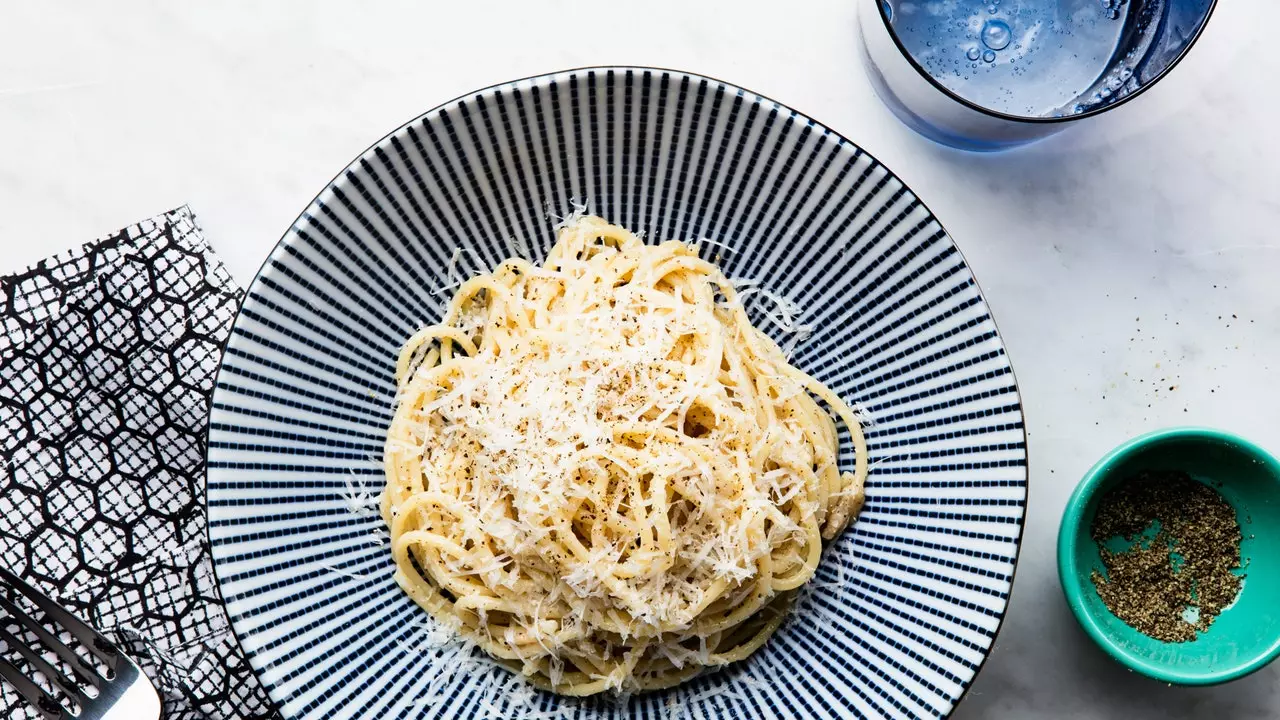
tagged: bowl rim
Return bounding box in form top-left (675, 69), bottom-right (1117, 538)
top-left (204, 65), bottom-right (1032, 719)
top-left (1057, 426), bottom-right (1280, 685)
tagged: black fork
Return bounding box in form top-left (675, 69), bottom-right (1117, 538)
top-left (0, 567), bottom-right (162, 720)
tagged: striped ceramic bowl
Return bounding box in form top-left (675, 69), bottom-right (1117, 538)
top-left (207, 67), bottom-right (1027, 720)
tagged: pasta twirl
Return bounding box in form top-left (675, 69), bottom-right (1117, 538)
top-left (383, 215), bottom-right (867, 695)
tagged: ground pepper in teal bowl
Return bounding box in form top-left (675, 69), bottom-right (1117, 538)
top-left (1058, 427), bottom-right (1280, 685)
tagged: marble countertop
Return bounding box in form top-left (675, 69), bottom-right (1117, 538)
top-left (3, 1), bottom-right (1278, 717)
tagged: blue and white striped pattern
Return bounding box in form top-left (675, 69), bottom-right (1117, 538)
top-left (207, 67), bottom-right (1027, 720)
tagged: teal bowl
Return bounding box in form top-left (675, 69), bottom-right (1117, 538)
top-left (1058, 427), bottom-right (1280, 685)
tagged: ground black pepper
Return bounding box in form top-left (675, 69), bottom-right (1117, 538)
top-left (1090, 470), bottom-right (1243, 643)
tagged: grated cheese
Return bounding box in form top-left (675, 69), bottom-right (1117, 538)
top-left (383, 215), bottom-right (868, 698)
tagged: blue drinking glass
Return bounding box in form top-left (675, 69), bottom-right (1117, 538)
top-left (859, 0), bottom-right (1218, 150)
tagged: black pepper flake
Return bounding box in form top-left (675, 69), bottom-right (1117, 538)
top-left (1090, 471), bottom-right (1244, 643)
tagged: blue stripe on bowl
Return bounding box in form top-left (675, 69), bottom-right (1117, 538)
top-left (207, 66), bottom-right (1027, 720)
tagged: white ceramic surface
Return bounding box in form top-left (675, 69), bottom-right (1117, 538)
top-left (3, 1), bottom-right (1279, 717)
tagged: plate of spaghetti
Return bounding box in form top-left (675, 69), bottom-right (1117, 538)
top-left (207, 67), bottom-right (1028, 720)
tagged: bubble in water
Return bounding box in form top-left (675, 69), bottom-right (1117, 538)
top-left (966, 46), bottom-right (982, 61)
top-left (982, 50), bottom-right (996, 63)
top-left (1102, 0), bottom-right (1115, 7)
top-left (981, 19), bottom-right (1012, 50)
top-left (1073, 104), bottom-right (1086, 114)
top-left (988, 5), bottom-right (997, 13)
top-left (1106, 7), bottom-right (1119, 18)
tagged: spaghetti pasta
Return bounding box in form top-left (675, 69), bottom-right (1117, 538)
top-left (382, 215), bottom-right (867, 695)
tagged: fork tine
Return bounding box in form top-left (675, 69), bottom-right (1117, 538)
top-left (0, 568), bottom-right (117, 670)
top-left (0, 623), bottom-right (87, 708)
top-left (0, 654), bottom-right (65, 720)
top-left (0, 591), bottom-right (104, 686)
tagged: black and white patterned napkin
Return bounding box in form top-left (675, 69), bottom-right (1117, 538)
top-left (0, 207), bottom-right (279, 720)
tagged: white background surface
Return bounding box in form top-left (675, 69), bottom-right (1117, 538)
top-left (4, 1), bottom-right (1279, 717)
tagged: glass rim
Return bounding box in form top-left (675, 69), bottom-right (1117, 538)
top-left (872, 0), bottom-right (1220, 125)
